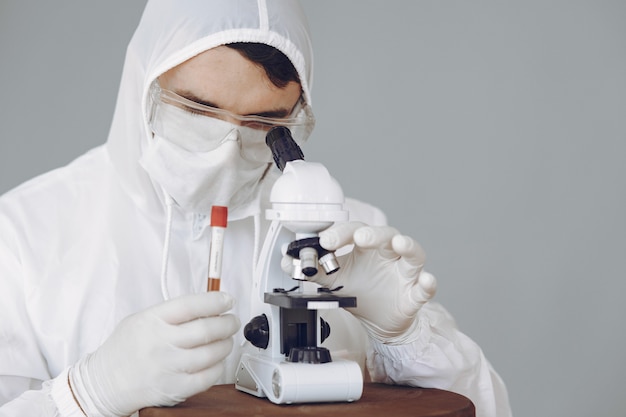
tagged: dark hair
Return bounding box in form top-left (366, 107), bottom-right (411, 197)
top-left (225, 42), bottom-right (300, 88)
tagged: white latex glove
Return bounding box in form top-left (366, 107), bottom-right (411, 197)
top-left (73, 292), bottom-right (240, 416)
top-left (287, 222), bottom-right (436, 345)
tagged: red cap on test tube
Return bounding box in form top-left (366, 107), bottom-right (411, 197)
top-left (211, 206), bottom-right (228, 228)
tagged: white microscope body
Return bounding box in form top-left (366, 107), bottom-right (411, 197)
top-left (235, 128), bottom-right (363, 404)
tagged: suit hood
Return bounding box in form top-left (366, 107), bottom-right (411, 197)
top-left (105, 0), bottom-right (314, 214)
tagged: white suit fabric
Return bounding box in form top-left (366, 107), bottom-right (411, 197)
top-left (0, 1), bottom-right (511, 416)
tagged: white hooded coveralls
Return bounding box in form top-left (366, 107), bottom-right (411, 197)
top-left (0, 1), bottom-right (511, 416)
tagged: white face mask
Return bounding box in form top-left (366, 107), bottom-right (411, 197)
top-left (139, 80), bottom-right (313, 219)
top-left (139, 125), bottom-right (269, 218)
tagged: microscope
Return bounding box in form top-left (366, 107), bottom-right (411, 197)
top-left (235, 127), bottom-right (363, 404)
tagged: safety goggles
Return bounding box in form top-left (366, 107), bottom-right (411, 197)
top-left (148, 81), bottom-right (315, 162)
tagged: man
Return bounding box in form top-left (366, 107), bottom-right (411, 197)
top-left (0, 1), bottom-right (512, 416)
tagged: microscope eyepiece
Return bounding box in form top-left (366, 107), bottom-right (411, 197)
top-left (266, 126), bottom-right (305, 172)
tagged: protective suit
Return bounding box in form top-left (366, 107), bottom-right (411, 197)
top-left (0, 1), bottom-right (511, 416)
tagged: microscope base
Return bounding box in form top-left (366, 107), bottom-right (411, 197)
top-left (235, 353), bottom-right (363, 404)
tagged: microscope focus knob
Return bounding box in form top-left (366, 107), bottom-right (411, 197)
top-left (244, 314), bottom-right (269, 349)
top-left (320, 317), bottom-right (331, 344)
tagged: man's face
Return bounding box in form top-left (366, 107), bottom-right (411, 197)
top-left (158, 45), bottom-right (302, 126)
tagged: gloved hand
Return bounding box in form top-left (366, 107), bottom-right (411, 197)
top-left (73, 292), bottom-right (240, 416)
top-left (286, 222), bottom-right (436, 345)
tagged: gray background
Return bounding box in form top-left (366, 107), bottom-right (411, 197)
top-left (1, 1), bottom-right (625, 416)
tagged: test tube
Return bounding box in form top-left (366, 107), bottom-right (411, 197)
top-left (207, 205), bottom-right (228, 291)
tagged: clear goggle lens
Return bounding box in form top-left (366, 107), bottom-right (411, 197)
top-left (148, 81), bottom-right (315, 162)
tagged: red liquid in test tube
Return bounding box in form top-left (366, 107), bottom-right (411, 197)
top-left (207, 206), bottom-right (227, 291)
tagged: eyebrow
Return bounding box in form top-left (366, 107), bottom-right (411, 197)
top-left (177, 90), bottom-right (292, 119)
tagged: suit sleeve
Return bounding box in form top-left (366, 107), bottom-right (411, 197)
top-left (366, 302), bottom-right (512, 417)
top-left (344, 198), bottom-right (512, 417)
top-left (0, 212), bottom-right (78, 416)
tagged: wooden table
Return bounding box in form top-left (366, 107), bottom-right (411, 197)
top-left (139, 383), bottom-right (475, 416)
